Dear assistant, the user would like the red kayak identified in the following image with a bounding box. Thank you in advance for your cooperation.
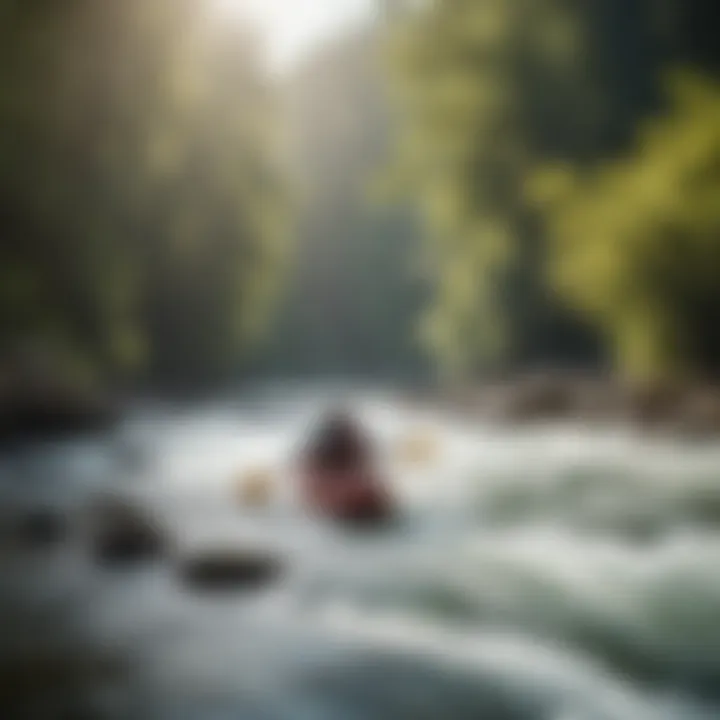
[302,467,393,524]
[299,410,394,524]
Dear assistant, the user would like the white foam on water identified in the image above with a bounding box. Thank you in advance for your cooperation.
[2,386,720,719]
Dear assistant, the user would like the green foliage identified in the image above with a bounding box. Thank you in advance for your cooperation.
[0,0,287,389]
[385,0,612,379]
[7,0,720,389]
[539,72,720,380]
[386,0,720,382]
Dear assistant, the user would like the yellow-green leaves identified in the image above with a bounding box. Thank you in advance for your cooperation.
[540,71,720,380]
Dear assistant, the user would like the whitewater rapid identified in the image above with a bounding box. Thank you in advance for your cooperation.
[1,387,720,719]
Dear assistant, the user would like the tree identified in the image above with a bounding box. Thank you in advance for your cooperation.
[384,0,664,379]
[538,72,720,380]
[0,0,287,390]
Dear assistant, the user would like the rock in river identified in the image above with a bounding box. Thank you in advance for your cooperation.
[87,495,167,566]
[9,507,68,551]
[177,548,283,593]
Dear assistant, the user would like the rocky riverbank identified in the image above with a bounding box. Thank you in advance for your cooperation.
[438,373,720,439]
[0,354,118,444]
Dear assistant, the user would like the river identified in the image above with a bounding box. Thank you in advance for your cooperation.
[1,384,720,719]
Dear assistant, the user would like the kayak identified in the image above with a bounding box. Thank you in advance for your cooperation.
[302,467,394,524]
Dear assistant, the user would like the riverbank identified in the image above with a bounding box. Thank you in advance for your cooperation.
[0,356,118,444]
[5,364,720,446]
[435,373,720,439]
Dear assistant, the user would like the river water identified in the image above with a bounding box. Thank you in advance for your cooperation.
[2,385,720,719]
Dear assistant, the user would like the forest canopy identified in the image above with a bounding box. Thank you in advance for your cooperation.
[537,71,720,381]
[3,0,720,392]
[385,0,720,382]
[0,0,287,391]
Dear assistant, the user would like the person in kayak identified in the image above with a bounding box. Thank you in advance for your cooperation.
[300,410,392,523]
[308,411,370,470]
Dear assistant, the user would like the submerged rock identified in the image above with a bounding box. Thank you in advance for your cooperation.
[13,508,68,550]
[177,548,283,592]
[87,496,167,566]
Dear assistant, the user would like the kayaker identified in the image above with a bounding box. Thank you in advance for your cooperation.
[300,410,392,523]
[306,410,371,471]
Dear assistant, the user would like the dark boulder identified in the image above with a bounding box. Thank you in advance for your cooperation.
[87,496,167,566]
[0,352,117,443]
[177,548,283,592]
